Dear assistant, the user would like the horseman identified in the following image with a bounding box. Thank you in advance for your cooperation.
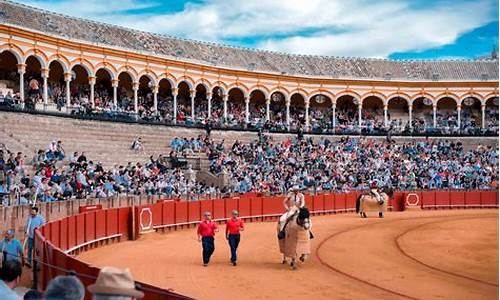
[369,181,383,205]
[279,185,305,230]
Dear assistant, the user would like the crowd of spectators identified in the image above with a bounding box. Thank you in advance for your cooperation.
[205,135,499,194]
[0,139,220,206]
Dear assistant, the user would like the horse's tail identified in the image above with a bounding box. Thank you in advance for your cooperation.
[356,194,362,213]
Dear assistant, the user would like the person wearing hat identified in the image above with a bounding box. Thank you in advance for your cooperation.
[0,229,23,266]
[197,211,218,267]
[369,181,383,204]
[88,266,144,299]
[225,210,244,266]
[279,185,305,232]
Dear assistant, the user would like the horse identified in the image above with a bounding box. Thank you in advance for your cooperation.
[356,188,393,218]
[277,207,312,270]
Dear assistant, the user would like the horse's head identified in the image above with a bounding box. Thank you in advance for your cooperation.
[297,207,311,230]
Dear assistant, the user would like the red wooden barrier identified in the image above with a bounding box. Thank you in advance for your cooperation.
[324,194,335,212]
[391,192,404,211]
[59,218,68,251]
[105,208,118,236]
[152,202,163,227]
[250,197,263,217]
[78,204,102,214]
[435,191,450,208]
[67,216,76,250]
[175,201,188,224]
[162,201,175,226]
[199,199,213,216]
[450,191,465,208]
[225,198,238,218]
[50,221,60,249]
[262,196,283,216]
[335,193,346,212]
[188,201,201,223]
[76,214,85,246]
[421,191,436,209]
[345,192,357,211]
[95,210,106,239]
[118,207,130,236]
[312,194,325,213]
[84,212,96,242]
[465,191,481,207]
[480,191,497,207]
[238,197,251,217]
[213,199,225,220]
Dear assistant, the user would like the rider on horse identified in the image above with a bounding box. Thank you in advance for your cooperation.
[369,181,384,205]
[279,185,305,230]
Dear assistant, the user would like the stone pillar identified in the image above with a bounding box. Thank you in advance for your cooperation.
[223,94,228,121]
[408,106,413,129]
[41,68,49,106]
[207,92,212,119]
[266,98,271,121]
[112,80,118,108]
[332,103,336,129]
[457,105,461,130]
[64,72,72,107]
[286,99,291,127]
[433,104,437,128]
[383,104,388,127]
[132,82,139,113]
[190,89,195,120]
[244,96,250,123]
[152,85,158,112]
[17,64,26,102]
[358,102,362,128]
[481,104,486,129]
[305,100,310,128]
[89,76,96,108]
[172,87,178,124]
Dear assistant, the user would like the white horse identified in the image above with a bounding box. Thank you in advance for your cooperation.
[355,188,393,218]
[277,207,312,270]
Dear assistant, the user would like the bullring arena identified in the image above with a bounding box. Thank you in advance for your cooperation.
[0,0,498,300]
[79,209,499,300]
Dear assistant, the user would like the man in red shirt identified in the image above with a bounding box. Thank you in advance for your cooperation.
[197,211,218,266]
[225,210,244,266]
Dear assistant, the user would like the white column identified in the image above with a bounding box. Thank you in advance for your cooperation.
[89,76,96,108]
[64,72,72,107]
[433,104,437,128]
[383,104,388,127]
[153,85,158,112]
[17,64,26,102]
[244,96,250,123]
[112,80,118,108]
[286,99,291,126]
[132,82,139,113]
[358,103,362,128]
[457,105,461,130]
[332,103,336,129]
[266,98,271,121]
[172,88,178,124]
[190,89,195,119]
[408,106,413,129]
[41,68,49,106]
[223,94,228,121]
[207,92,212,119]
[481,104,486,129]
[305,100,310,128]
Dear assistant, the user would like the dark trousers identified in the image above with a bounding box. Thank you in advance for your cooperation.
[201,236,215,264]
[228,234,240,262]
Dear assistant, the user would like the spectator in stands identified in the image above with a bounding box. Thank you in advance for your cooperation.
[88,266,144,299]
[0,259,22,300]
[0,229,24,265]
[44,275,85,300]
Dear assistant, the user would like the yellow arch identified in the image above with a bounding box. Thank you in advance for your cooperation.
[435,92,460,106]
[23,49,48,68]
[386,92,411,106]
[117,65,138,82]
[227,82,250,96]
[194,78,212,92]
[69,58,94,77]
[177,75,196,90]
[307,89,335,102]
[211,81,228,95]
[158,73,177,88]
[459,91,484,104]
[269,86,291,99]
[249,85,270,98]
[289,88,308,101]
[137,69,159,85]
[94,62,118,80]
[335,90,362,104]
[0,44,23,63]
[410,92,436,105]
[360,91,387,104]
[483,92,499,106]
[47,54,70,73]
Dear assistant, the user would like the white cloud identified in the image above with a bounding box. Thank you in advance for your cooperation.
[16,0,498,58]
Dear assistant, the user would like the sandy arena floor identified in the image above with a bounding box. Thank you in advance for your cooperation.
[78,209,498,300]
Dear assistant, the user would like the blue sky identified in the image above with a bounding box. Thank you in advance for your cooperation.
[16,0,499,59]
